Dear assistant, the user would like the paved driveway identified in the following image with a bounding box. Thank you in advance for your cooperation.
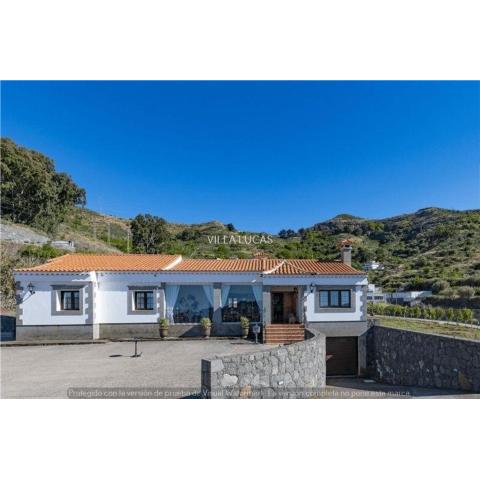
[2,340,477,399]
[1,340,271,399]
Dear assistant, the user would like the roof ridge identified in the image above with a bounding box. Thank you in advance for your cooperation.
[163,255,183,270]
[262,259,285,274]
[281,259,315,275]
[46,253,72,263]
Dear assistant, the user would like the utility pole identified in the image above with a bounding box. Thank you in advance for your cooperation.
[127,229,131,253]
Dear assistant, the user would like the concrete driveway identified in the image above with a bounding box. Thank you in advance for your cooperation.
[2,340,477,399]
[1,339,271,399]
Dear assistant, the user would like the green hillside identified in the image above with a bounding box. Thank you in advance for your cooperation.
[1,138,480,311]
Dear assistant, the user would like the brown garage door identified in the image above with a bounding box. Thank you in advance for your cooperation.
[326,337,358,376]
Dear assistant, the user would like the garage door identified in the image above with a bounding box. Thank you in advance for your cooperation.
[326,337,358,376]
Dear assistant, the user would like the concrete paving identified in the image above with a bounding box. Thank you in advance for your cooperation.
[2,340,477,399]
[1,339,272,398]
[324,377,479,399]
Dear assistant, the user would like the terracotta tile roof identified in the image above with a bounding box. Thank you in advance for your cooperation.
[266,259,362,275]
[15,254,182,272]
[170,258,282,272]
[15,254,365,275]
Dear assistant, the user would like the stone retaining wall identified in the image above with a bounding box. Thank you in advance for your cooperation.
[367,325,480,392]
[201,329,326,398]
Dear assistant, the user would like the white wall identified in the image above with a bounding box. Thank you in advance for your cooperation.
[97,282,157,324]
[15,271,367,325]
[304,286,365,323]
[16,273,93,325]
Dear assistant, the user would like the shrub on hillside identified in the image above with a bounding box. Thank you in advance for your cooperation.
[457,286,475,299]
[367,301,475,325]
[432,279,450,294]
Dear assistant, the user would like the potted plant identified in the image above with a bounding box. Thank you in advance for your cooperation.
[158,317,169,339]
[200,317,212,338]
[240,316,250,339]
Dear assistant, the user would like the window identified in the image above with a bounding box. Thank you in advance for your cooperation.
[173,285,212,324]
[318,290,351,308]
[222,285,260,323]
[134,291,154,310]
[60,290,80,311]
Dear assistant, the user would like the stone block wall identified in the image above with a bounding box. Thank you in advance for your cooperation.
[201,329,326,398]
[367,326,480,392]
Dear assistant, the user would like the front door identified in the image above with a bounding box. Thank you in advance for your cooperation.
[272,291,297,323]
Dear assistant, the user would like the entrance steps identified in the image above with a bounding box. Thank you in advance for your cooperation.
[264,324,305,344]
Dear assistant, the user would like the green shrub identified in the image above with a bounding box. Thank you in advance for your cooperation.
[432,279,450,294]
[200,317,212,328]
[457,286,475,299]
[240,316,250,329]
[459,308,474,323]
[20,244,63,261]
[158,318,169,328]
[411,306,421,318]
[446,308,455,321]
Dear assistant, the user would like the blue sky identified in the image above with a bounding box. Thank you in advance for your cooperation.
[2,81,479,233]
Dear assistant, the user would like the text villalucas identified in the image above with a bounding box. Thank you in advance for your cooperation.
[207,235,273,245]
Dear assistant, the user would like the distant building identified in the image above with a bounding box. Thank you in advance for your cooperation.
[384,290,432,306]
[363,260,384,271]
[50,240,75,252]
[366,284,387,303]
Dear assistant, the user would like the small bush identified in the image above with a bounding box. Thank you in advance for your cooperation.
[20,244,63,261]
[446,308,455,321]
[240,316,250,329]
[200,317,212,328]
[158,318,169,328]
[432,280,450,294]
[457,286,475,299]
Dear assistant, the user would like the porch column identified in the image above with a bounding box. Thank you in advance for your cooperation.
[296,285,305,324]
[212,283,222,326]
[262,286,271,325]
[158,283,166,318]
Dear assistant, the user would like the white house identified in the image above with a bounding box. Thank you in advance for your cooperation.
[362,260,383,271]
[385,290,433,306]
[14,244,368,375]
[366,284,387,303]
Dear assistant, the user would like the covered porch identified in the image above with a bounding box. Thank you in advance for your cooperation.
[262,285,306,344]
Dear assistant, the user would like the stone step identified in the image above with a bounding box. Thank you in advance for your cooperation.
[266,324,304,328]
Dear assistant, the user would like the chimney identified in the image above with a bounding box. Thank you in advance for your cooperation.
[339,240,352,266]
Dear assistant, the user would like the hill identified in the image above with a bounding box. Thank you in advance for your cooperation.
[1,138,479,311]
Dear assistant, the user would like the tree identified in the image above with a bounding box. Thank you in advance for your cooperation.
[131,214,170,253]
[1,138,86,232]
[278,229,296,239]
[226,223,236,232]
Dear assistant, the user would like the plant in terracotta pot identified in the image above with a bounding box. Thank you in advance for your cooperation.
[158,317,169,339]
[240,316,250,339]
[200,317,212,338]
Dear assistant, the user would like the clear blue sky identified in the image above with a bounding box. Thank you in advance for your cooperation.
[2,81,479,233]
